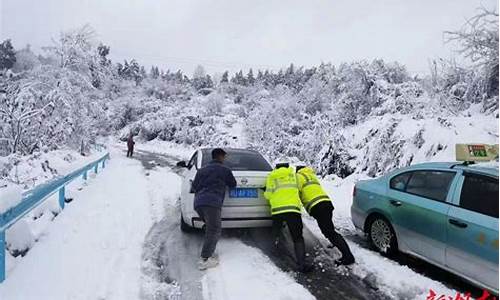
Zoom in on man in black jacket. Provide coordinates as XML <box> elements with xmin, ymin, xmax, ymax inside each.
<box><xmin>192</xmin><ymin>148</ymin><xmax>237</xmax><ymax>270</ymax></box>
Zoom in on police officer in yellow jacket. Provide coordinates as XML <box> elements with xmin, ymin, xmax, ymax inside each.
<box><xmin>296</xmin><ymin>166</ymin><xmax>355</xmax><ymax>265</ymax></box>
<box><xmin>264</xmin><ymin>163</ymin><xmax>313</xmax><ymax>273</ymax></box>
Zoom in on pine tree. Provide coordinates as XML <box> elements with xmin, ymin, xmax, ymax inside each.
<box><xmin>0</xmin><ymin>39</ymin><xmax>17</xmax><ymax>70</ymax></box>
<box><xmin>231</xmin><ymin>70</ymin><xmax>247</xmax><ymax>85</ymax></box>
<box><xmin>257</xmin><ymin>70</ymin><xmax>264</xmax><ymax>82</ymax></box>
<box><xmin>221</xmin><ymin>71</ymin><xmax>229</xmax><ymax>83</ymax></box>
<box><xmin>247</xmin><ymin>69</ymin><xmax>255</xmax><ymax>85</ymax></box>
<box><xmin>150</xmin><ymin>66</ymin><xmax>160</xmax><ymax>79</ymax></box>
<box><xmin>97</xmin><ymin>43</ymin><xmax>110</xmax><ymax>66</ymax></box>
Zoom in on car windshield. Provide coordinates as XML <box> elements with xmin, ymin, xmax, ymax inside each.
<box><xmin>201</xmin><ymin>149</ymin><xmax>272</xmax><ymax>171</ymax></box>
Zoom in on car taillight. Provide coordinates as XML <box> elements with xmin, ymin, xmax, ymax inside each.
<box><xmin>353</xmin><ymin>185</ymin><xmax>357</xmax><ymax>198</ymax></box>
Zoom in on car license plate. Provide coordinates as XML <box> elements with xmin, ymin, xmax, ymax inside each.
<box><xmin>229</xmin><ymin>188</ymin><xmax>258</xmax><ymax>198</ymax></box>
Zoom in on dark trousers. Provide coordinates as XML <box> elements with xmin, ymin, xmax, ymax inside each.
<box><xmin>310</xmin><ymin>201</ymin><xmax>354</xmax><ymax>260</ymax></box>
<box><xmin>272</xmin><ymin>212</ymin><xmax>309</xmax><ymax>269</ymax></box>
<box><xmin>271</xmin><ymin>212</ymin><xmax>304</xmax><ymax>243</ymax></box>
<box><xmin>196</xmin><ymin>206</ymin><xmax>222</xmax><ymax>259</ymax></box>
<box><xmin>126</xmin><ymin>147</ymin><xmax>134</xmax><ymax>157</ymax></box>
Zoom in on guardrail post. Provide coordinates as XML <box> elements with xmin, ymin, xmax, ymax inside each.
<box><xmin>0</xmin><ymin>230</ymin><xmax>5</xmax><ymax>283</ymax></box>
<box><xmin>82</xmin><ymin>170</ymin><xmax>87</xmax><ymax>181</ymax></box>
<box><xmin>58</xmin><ymin>186</ymin><xmax>65</xmax><ymax>209</ymax></box>
<box><xmin>94</xmin><ymin>164</ymin><xmax>98</xmax><ymax>174</ymax></box>
<box><xmin>102</xmin><ymin>159</ymin><xmax>106</xmax><ymax>168</ymax></box>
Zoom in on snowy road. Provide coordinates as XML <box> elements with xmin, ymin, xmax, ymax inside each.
<box><xmin>132</xmin><ymin>149</ymin><xmax>388</xmax><ymax>300</ymax></box>
<box><xmin>0</xmin><ymin>146</ymin><xmax>482</xmax><ymax>300</ymax></box>
<box><xmin>133</xmin><ymin>148</ymin><xmax>483</xmax><ymax>299</ymax></box>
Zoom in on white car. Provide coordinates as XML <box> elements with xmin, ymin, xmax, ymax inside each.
<box><xmin>177</xmin><ymin>148</ymin><xmax>273</xmax><ymax>230</ymax></box>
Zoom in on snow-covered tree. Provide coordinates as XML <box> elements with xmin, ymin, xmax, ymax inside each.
<box><xmin>445</xmin><ymin>7</ymin><xmax>499</xmax><ymax>100</ymax></box>
<box><xmin>247</xmin><ymin>69</ymin><xmax>255</xmax><ymax>85</ymax></box>
<box><xmin>0</xmin><ymin>39</ymin><xmax>16</xmax><ymax>70</ymax></box>
<box><xmin>12</xmin><ymin>45</ymin><xmax>40</xmax><ymax>72</ymax></box>
<box><xmin>220</xmin><ymin>71</ymin><xmax>229</xmax><ymax>83</ymax></box>
<box><xmin>192</xmin><ymin>65</ymin><xmax>213</xmax><ymax>92</ymax></box>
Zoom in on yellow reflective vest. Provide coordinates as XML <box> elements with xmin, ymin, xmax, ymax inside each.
<box><xmin>264</xmin><ymin>166</ymin><xmax>302</xmax><ymax>215</ymax></box>
<box><xmin>296</xmin><ymin>167</ymin><xmax>331</xmax><ymax>214</ymax></box>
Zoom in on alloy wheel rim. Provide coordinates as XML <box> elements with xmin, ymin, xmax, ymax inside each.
<box><xmin>371</xmin><ymin>219</ymin><xmax>392</xmax><ymax>252</ymax></box>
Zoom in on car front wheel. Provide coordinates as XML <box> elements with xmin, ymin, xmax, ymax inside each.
<box><xmin>367</xmin><ymin>216</ymin><xmax>398</xmax><ymax>256</ymax></box>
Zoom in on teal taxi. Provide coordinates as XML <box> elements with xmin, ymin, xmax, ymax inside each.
<box><xmin>351</xmin><ymin>144</ymin><xmax>499</xmax><ymax>293</ymax></box>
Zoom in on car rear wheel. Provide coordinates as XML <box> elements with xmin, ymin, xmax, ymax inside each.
<box><xmin>180</xmin><ymin>213</ymin><xmax>193</xmax><ymax>233</ymax></box>
<box><xmin>367</xmin><ymin>216</ymin><xmax>397</xmax><ymax>256</ymax></box>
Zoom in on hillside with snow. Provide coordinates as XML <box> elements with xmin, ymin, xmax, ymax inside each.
<box><xmin>0</xmin><ymin>7</ymin><xmax>498</xmax><ymax>300</ymax></box>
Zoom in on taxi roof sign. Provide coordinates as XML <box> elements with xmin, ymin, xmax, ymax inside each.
<box><xmin>456</xmin><ymin>144</ymin><xmax>499</xmax><ymax>162</ymax></box>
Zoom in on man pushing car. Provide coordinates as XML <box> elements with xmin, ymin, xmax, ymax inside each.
<box><xmin>191</xmin><ymin>148</ymin><xmax>237</xmax><ymax>270</ymax></box>
<box><xmin>296</xmin><ymin>166</ymin><xmax>355</xmax><ymax>265</ymax></box>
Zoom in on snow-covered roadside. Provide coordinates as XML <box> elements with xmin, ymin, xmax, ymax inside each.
<box><xmin>0</xmin><ymin>148</ymin><xmax>108</xmax><ymax>274</ymax></box>
<box><xmin>133</xmin><ymin>138</ymin><xmax>195</xmax><ymax>161</ymax></box>
<box><xmin>0</xmin><ymin>147</ymin><xmax>107</xmax><ymax>219</ymax></box>
<box><xmin>0</xmin><ymin>148</ymin><xmax>106</xmax><ymax>190</ymax></box>
<box><xmin>0</xmin><ymin>149</ymin><xmax>159</xmax><ymax>299</ymax></box>
<box><xmin>302</xmin><ymin>175</ymin><xmax>458</xmax><ymax>299</ymax></box>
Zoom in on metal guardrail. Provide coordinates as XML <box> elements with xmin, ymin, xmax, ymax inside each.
<box><xmin>0</xmin><ymin>152</ymin><xmax>110</xmax><ymax>282</ymax></box>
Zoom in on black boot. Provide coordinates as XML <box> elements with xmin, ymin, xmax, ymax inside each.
<box><xmin>294</xmin><ymin>240</ymin><xmax>314</xmax><ymax>273</ymax></box>
<box><xmin>330</xmin><ymin>232</ymin><xmax>355</xmax><ymax>265</ymax></box>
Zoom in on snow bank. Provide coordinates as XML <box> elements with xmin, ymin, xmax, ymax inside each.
<box><xmin>0</xmin><ymin>149</ymin><xmax>153</xmax><ymax>299</ymax></box>
<box><xmin>0</xmin><ymin>184</ymin><xmax>22</xmax><ymax>214</ymax></box>
<box><xmin>342</xmin><ymin>114</ymin><xmax>499</xmax><ymax>177</ymax></box>
<box><xmin>0</xmin><ymin>147</ymin><xmax>107</xmax><ymax>276</ymax></box>
<box><xmin>0</xmin><ymin>147</ymin><xmax>106</xmax><ymax>191</ymax></box>
<box><xmin>133</xmin><ymin>138</ymin><xmax>195</xmax><ymax>160</ymax></box>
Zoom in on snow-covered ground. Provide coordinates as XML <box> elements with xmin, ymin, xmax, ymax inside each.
<box><xmin>0</xmin><ymin>148</ymin><xmax>156</xmax><ymax>299</ymax></box>
<box><xmin>0</xmin><ymin>145</ymin><xmax>314</xmax><ymax>300</ymax></box>
<box><xmin>0</xmin><ymin>139</ymin><xmax>495</xmax><ymax>299</ymax></box>
<box><xmin>0</xmin><ymin>148</ymin><xmax>109</xmax><ymax>272</ymax></box>
<box><xmin>135</xmin><ymin>140</ymin><xmax>487</xmax><ymax>299</ymax></box>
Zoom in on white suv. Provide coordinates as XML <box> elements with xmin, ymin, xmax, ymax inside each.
<box><xmin>177</xmin><ymin>148</ymin><xmax>273</xmax><ymax>231</ymax></box>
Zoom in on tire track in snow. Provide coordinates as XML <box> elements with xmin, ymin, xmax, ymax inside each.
<box><xmin>137</xmin><ymin>151</ymin><xmax>203</xmax><ymax>300</ymax></box>
<box><xmin>235</xmin><ymin>227</ymin><xmax>389</xmax><ymax>300</ymax></box>
<box><xmin>134</xmin><ymin>150</ymin><xmax>387</xmax><ymax>300</ymax></box>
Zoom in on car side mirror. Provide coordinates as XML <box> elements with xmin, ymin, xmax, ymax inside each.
<box><xmin>176</xmin><ymin>161</ymin><xmax>187</xmax><ymax>168</ymax></box>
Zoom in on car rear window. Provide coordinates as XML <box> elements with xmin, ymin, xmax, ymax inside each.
<box><xmin>460</xmin><ymin>174</ymin><xmax>498</xmax><ymax>218</ymax></box>
<box><xmin>201</xmin><ymin>149</ymin><xmax>272</xmax><ymax>171</ymax></box>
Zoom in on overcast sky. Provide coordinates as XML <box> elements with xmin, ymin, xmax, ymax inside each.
<box><xmin>0</xmin><ymin>0</ymin><xmax>497</xmax><ymax>75</ymax></box>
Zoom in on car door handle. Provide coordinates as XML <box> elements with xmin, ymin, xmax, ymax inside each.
<box><xmin>449</xmin><ymin>219</ymin><xmax>468</xmax><ymax>228</ymax></box>
<box><xmin>390</xmin><ymin>200</ymin><xmax>402</xmax><ymax>207</ymax></box>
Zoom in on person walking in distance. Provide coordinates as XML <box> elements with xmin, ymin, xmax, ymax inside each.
<box><xmin>191</xmin><ymin>148</ymin><xmax>237</xmax><ymax>270</ymax></box>
<box><xmin>296</xmin><ymin>166</ymin><xmax>355</xmax><ymax>265</ymax></box>
<box><xmin>126</xmin><ymin>133</ymin><xmax>135</xmax><ymax>157</ymax></box>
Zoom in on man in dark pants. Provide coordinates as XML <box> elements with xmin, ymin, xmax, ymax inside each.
<box><xmin>126</xmin><ymin>134</ymin><xmax>135</xmax><ymax>157</ymax></box>
<box><xmin>296</xmin><ymin>166</ymin><xmax>355</xmax><ymax>265</ymax></box>
<box><xmin>265</xmin><ymin>163</ymin><xmax>313</xmax><ymax>273</ymax></box>
<box><xmin>192</xmin><ymin>148</ymin><xmax>237</xmax><ymax>270</ymax></box>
